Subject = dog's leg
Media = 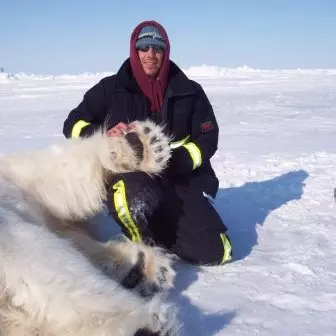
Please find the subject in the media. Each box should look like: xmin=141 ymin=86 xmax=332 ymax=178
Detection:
xmin=0 ymin=220 xmax=179 ymax=335
xmin=61 ymin=229 xmax=176 ymax=297
xmin=0 ymin=120 xmax=171 ymax=223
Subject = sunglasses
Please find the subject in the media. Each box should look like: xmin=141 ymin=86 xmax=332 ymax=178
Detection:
xmin=137 ymin=45 xmax=164 ymax=53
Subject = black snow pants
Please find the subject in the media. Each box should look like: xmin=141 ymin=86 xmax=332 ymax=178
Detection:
xmin=106 ymin=170 xmax=232 ymax=265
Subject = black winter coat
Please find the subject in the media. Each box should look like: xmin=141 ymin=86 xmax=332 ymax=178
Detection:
xmin=63 ymin=59 xmax=219 ymax=182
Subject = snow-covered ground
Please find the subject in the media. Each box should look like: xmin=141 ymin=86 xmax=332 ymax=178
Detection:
xmin=1 ymin=67 xmax=336 ymax=336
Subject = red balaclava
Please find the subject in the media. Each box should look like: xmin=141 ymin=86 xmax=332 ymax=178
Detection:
xmin=130 ymin=21 xmax=170 ymax=112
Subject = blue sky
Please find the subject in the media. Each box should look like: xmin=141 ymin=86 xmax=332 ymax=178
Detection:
xmin=1 ymin=0 xmax=335 ymax=74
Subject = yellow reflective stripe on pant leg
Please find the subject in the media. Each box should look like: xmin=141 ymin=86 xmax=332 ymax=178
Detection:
xmin=112 ymin=181 xmax=141 ymax=243
xmin=71 ymin=120 xmax=90 ymax=138
xmin=183 ymin=142 xmax=202 ymax=170
xmin=220 ymin=233 xmax=232 ymax=264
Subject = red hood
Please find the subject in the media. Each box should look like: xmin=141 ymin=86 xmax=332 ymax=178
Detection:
xmin=129 ymin=21 xmax=171 ymax=112
xmin=130 ymin=20 xmax=170 ymax=62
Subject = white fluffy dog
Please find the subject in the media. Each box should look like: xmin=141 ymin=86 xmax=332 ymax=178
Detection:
xmin=0 ymin=120 xmax=181 ymax=336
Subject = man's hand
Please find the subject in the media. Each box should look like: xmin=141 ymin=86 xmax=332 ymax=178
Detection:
xmin=106 ymin=122 xmax=135 ymax=137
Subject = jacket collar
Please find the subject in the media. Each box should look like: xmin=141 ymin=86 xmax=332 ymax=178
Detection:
xmin=115 ymin=59 xmax=141 ymax=93
xmin=115 ymin=59 xmax=197 ymax=96
xmin=167 ymin=61 xmax=197 ymax=96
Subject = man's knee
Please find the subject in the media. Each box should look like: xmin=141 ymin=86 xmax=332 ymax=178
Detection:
xmin=173 ymin=231 xmax=232 ymax=266
xmin=106 ymin=172 xmax=164 ymax=241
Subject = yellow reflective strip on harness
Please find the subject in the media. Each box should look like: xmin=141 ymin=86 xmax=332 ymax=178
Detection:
xmin=170 ymin=135 xmax=190 ymax=149
xmin=112 ymin=181 xmax=141 ymax=243
xmin=219 ymin=233 xmax=232 ymax=264
xmin=71 ymin=120 xmax=90 ymax=138
xmin=183 ymin=142 xmax=202 ymax=170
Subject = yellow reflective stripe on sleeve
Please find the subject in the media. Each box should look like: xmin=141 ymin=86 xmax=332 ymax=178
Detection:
xmin=219 ymin=233 xmax=232 ymax=264
xmin=112 ymin=181 xmax=141 ymax=243
xmin=183 ymin=142 xmax=202 ymax=170
xmin=170 ymin=135 xmax=190 ymax=149
xmin=71 ymin=120 xmax=91 ymax=138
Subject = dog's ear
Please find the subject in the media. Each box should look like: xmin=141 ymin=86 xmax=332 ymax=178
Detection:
xmin=125 ymin=132 xmax=144 ymax=163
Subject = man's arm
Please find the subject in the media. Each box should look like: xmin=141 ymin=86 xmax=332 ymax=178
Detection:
xmin=63 ymin=79 xmax=108 ymax=138
xmin=167 ymin=84 xmax=219 ymax=177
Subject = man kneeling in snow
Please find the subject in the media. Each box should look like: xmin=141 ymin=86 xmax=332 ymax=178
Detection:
xmin=63 ymin=20 xmax=232 ymax=266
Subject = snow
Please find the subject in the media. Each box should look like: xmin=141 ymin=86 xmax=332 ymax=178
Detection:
xmin=1 ymin=66 xmax=336 ymax=336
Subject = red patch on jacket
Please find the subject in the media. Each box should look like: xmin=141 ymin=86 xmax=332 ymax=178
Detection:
xmin=201 ymin=121 xmax=214 ymax=132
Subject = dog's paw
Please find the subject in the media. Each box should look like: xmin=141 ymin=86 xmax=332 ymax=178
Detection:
xmin=102 ymin=239 xmax=176 ymax=297
xmin=121 ymin=243 xmax=176 ymax=298
xmin=130 ymin=120 xmax=171 ymax=175
xmin=136 ymin=246 xmax=176 ymax=298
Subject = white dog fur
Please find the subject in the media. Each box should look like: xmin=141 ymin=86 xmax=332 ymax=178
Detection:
xmin=0 ymin=120 xmax=181 ymax=336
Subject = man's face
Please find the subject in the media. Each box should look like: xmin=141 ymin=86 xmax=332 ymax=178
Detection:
xmin=137 ymin=46 xmax=164 ymax=77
